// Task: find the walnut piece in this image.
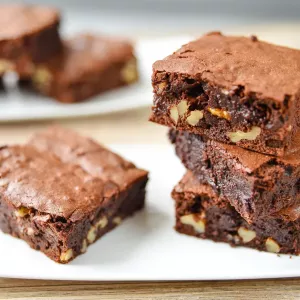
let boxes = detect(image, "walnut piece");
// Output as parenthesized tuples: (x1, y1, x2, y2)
(169, 100, 192, 124)
(15, 207, 30, 218)
(180, 213, 205, 233)
(157, 82, 167, 94)
(81, 239, 88, 253)
(227, 126, 261, 143)
(0, 60, 13, 74)
(96, 217, 108, 229)
(113, 216, 122, 225)
(237, 227, 256, 243)
(170, 105, 179, 124)
(0, 178, 9, 187)
(221, 89, 230, 95)
(87, 226, 97, 243)
(265, 237, 280, 253)
(60, 249, 73, 262)
(186, 110, 203, 126)
(27, 228, 35, 236)
(177, 100, 188, 117)
(208, 107, 231, 121)
(32, 67, 52, 89)
(121, 59, 138, 84)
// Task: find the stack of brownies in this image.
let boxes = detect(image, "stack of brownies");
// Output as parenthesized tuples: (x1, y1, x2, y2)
(0, 4, 138, 103)
(150, 32, 300, 255)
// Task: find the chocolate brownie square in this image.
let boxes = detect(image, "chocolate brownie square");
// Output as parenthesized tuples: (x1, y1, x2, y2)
(0, 4, 62, 78)
(150, 32, 300, 156)
(0, 127, 148, 263)
(170, 129, 300, 223)
(173, 172, 300, 255)
(31, 34, 138, 103)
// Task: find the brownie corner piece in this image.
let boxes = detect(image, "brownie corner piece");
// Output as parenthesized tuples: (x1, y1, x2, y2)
(151, 32, 300, 156)
(173, 171, 300, 255)
(31, 34, 138, 103)
(0, 128, 148, 263)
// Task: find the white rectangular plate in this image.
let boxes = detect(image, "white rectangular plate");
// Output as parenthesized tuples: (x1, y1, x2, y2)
(1, 144, 300, 281)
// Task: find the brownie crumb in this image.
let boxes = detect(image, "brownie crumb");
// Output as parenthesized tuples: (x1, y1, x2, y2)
(250, 35, 258, 42)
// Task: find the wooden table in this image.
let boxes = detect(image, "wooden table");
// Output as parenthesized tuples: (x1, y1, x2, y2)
(0, 107, 299, 299)
(1, 278, 300, 299)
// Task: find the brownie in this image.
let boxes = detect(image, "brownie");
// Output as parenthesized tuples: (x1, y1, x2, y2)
(0, 128, 148, 263)
(170, 129, 300, 222)
(173, 171, 300, 255)
(30, 34, 138, 103)
(150, 32, 300, 156)
(0, 4, 62, 78)
(29, 126, 147, 191)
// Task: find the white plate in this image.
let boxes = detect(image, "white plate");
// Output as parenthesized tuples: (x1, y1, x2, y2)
(1, 144, 300, 281)
(0, 36, 191, 122)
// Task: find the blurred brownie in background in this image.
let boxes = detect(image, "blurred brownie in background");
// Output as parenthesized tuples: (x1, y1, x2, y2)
(0, 4, 62, 78)
(30, 34, 138, 103)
